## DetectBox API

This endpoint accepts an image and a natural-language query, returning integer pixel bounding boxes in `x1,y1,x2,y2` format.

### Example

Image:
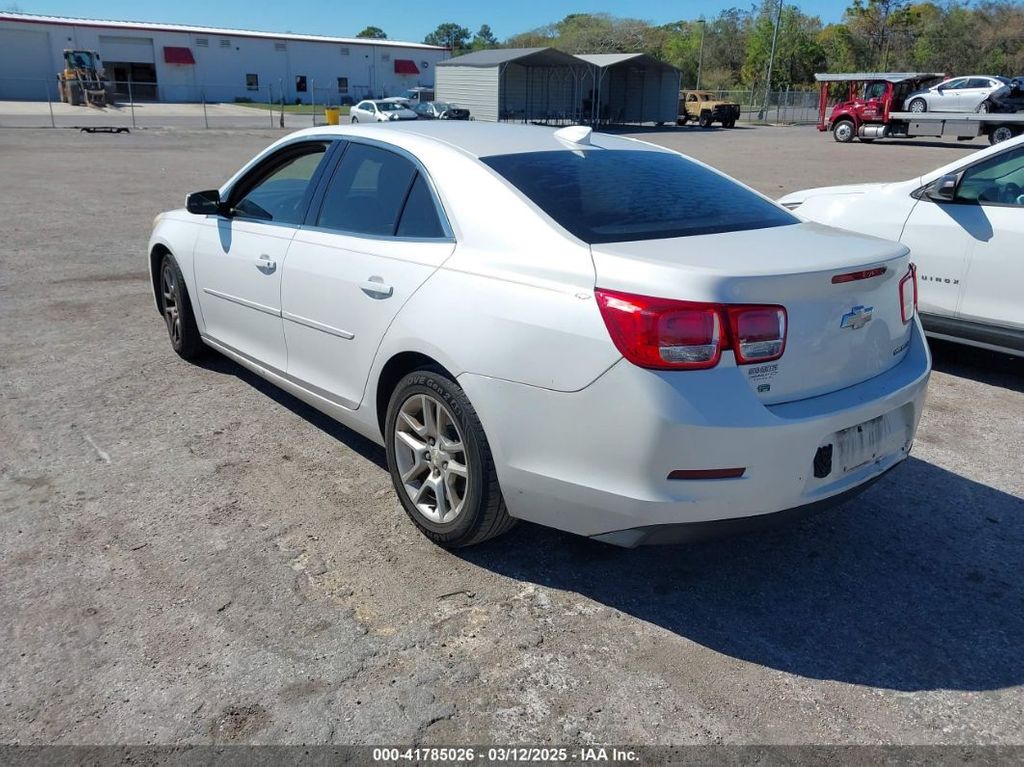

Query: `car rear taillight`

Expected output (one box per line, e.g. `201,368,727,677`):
594,289,787,371
899,264,918,324
594,290,723,369
726,306,787,364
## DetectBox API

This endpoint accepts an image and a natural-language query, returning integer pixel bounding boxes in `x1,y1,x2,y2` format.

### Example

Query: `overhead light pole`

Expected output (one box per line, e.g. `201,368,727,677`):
696,18,706,90
759,0,784,120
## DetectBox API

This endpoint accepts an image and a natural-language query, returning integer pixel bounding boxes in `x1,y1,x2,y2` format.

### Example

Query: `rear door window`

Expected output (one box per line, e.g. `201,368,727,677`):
482,149,796,244
317,143,431,236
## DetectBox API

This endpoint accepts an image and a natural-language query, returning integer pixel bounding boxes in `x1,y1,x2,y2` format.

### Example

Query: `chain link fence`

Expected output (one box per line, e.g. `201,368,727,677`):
0,77,357,130
1,76,822,129
702,88,822,125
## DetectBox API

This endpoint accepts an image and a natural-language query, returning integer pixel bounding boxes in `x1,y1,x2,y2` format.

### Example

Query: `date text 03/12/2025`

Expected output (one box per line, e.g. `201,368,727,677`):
371,746,640,762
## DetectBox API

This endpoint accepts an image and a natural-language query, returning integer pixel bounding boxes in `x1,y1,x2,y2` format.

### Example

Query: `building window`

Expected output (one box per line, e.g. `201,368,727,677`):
295,75,307,93
337,77,349,94
246,73,259,91
219,38,232,48
274,42,287,52
196,37,209,47
339,47,350,56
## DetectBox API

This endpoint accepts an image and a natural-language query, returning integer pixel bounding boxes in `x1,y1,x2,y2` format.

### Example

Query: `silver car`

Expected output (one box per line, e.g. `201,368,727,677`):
350,100,418,123
904,76,1009,113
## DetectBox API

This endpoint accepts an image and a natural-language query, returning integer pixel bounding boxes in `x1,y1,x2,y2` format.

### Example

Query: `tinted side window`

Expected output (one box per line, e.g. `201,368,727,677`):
232,143,328,224
956,146,1024,206
482,150,796,244
397,174,445,238
318,144,416,236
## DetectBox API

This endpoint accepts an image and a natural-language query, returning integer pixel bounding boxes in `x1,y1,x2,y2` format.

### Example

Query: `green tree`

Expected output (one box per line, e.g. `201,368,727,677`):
553,13,662,54
424,23,472,53
471,24,498,51
356,26,387,39
504,25,557,48
743,2,825,88
846,0,915,69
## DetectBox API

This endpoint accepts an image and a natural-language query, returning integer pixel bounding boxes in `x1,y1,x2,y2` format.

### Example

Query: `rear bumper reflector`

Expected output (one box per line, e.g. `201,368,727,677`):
668,468,746,480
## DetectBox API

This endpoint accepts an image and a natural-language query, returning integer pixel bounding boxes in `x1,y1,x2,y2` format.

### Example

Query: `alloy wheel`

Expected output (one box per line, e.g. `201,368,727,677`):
393,393,469,524
161,262,182,347
909,99,926,113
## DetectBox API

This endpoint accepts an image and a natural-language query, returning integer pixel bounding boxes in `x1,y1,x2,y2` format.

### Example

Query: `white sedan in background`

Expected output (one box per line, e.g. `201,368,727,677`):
148,123,929,548
780,135,1024,357
350,100,418,123
904,75,1008,113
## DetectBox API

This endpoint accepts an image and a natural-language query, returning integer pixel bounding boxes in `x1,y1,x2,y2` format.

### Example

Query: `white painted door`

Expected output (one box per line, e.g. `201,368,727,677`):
953,144,1024,329
194,142,330,372
898,199,972,319
282,143,454,408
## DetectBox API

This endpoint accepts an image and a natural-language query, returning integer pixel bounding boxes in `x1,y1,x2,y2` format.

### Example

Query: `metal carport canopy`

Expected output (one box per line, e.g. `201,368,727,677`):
436,47,583,69
575,52,680,125
437,47,587,123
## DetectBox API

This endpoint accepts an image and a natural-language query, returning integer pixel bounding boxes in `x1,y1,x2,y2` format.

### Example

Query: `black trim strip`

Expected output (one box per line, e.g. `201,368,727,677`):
920,313,1024,353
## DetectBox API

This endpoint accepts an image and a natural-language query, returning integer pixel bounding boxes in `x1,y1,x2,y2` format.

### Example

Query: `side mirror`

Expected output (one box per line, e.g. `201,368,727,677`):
186,189,223,216
926,173,960,203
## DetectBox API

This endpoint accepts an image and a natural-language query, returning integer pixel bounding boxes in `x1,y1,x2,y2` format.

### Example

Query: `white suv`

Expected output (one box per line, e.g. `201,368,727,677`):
781,135,1024,358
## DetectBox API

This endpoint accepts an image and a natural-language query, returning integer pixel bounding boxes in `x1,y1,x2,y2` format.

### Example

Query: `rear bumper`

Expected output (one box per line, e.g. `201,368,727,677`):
591,465,894,547
458,318,930,543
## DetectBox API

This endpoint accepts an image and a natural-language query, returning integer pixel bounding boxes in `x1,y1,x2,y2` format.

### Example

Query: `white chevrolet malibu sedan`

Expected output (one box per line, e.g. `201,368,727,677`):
148,122,930,548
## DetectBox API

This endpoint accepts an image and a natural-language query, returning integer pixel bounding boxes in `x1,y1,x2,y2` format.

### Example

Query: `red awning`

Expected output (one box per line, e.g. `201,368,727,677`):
394,59,420,75
163,46,195,65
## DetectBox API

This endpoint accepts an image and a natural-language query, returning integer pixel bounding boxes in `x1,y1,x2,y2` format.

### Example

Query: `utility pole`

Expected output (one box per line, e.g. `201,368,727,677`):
696,18,707,90
758,0,784,120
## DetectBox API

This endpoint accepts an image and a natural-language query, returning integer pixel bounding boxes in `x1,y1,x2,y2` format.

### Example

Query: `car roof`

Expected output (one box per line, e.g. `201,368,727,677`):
284,121,671,159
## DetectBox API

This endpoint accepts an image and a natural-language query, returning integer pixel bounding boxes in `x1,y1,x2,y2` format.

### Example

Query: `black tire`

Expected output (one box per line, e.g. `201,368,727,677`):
351,115,358,123
989,125,1016,145
698,111,713,128
158,252,205,361
724,119,736,128
976,101,990,114
676,115,687,126
385,367,515,548
832,119,855,143
909,98,927,114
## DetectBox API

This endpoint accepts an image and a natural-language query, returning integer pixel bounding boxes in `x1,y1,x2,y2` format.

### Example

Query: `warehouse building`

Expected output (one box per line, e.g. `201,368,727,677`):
0,12,446,103
435,47,680,125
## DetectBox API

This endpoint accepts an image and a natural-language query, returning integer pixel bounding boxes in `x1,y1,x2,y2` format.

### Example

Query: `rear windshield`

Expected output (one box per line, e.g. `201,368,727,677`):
481,149,796,244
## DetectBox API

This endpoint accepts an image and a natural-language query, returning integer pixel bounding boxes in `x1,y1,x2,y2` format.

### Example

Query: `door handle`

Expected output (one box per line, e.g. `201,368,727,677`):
255,255,277,273
360,277,393,298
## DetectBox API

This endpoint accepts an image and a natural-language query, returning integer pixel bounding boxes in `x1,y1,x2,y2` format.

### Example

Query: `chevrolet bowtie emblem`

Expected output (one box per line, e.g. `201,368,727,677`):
840,305,873,330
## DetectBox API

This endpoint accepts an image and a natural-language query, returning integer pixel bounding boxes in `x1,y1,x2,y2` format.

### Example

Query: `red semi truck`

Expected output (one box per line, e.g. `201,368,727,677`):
816,72,1024,145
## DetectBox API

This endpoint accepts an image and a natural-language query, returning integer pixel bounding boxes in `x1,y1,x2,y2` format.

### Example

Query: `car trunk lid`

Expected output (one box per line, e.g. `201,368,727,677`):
590,222,915,404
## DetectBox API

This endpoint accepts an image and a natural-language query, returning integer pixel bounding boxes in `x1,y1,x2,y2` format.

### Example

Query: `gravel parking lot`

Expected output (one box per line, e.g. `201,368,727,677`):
1,124,1022,746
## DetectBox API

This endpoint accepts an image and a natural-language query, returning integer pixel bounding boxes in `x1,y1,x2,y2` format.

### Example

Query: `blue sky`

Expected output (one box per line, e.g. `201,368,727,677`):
11,1,854,43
